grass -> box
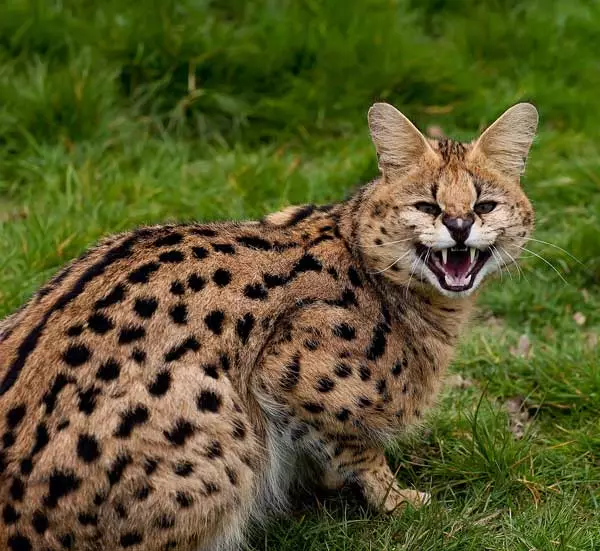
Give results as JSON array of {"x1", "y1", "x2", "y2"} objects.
[{"x1": 0, "y1": 0, "x2": 599, "y2": 549}]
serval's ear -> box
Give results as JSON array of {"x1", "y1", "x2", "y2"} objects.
[
  {"x1": 471, "y1": 103, "x2": 539, "y2": 179},
  {"x1": 368, "y1": 103, "x2": 436, "y2": 175}
]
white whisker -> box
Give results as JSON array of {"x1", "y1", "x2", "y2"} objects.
[
  {"x1": 518, "y1": 246, "x2": 569, "y2": 285},
  {"x1": 500, "y1": 246, "x2": 528, "y2": 283},
  {"x1": 491, "y1": 245, "x2": 512, "y2": 281},
  {"x1": 370, "y1": 249, "x2": 412, "y2": 275},
  {"x1": 523, "y1": 237, "x2": 584, "y2": 266}
]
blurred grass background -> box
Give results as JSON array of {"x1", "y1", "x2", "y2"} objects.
[{"x1": 0, "y1": 0, "x2": 599, "y2": 549}]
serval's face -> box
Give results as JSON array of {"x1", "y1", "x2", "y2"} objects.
[{"x1": 362, "y1": 102, "x2": 538, "y2": 297}]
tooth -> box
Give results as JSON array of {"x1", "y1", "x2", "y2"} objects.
[
  {"x1": 441, "y1": 248, "x2": 448, "y2": 265},
  {"x1": 464, "y1": 274, "x2": 472, "y2": 284},
  {"x1": 470, "y1": 247, "x2": 476, "y2": 264}
]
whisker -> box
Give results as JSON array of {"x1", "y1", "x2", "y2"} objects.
[
  {"x1": 500, "y1": 246, "x2": 528, "y2": 283},
  {"x1": 404, "y1": 250, "x2": 424, "y2": 298},
  {"x1": 492, "y1": 245, "x2": 513, "y2": 281},
  {"x1": 369, "y1": 250, "x2": 412, "y2": 275},
  {"x1": 489, "y1": 246, "x2": 504, "y2": 281},
  {"x1": 518, "y1": 246, "x2": 569, "y2": 285},
  {"x1": 523, "y1": 237, "x2": 585, "y2": 266}
]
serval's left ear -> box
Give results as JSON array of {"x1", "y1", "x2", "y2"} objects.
[{"x1": 470, "y1": 103, "x2": 539, "y2": 179}]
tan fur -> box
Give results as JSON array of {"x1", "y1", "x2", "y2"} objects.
[{"x1": 0, "y1": 103, "x2": 537, "y2": 551}]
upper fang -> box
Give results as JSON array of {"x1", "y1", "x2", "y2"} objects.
[
  {"x1": 441, "y1": 248, "x2": 448, "y2": 264},
  {"x1": 469, "y1": 247, "x2": 477, "y2": 263}
]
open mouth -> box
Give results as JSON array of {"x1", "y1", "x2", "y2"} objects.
[{"x1": 416, "y1": 245, "x2": 492, "y2": 292}]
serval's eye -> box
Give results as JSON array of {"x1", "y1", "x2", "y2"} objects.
[
  {"x1": 414, "y1": 202, "x2": 442, "y2": 216},
  {"x1": 474, "y1": 201, "x2": 497, "y2": 215}
]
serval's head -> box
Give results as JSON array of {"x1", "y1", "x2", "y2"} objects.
[{"x1": 360, "y1": 102, "x2": 538, "y2": 298}]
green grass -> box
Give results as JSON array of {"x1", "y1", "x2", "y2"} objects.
[{"x1": 1, "y1": 0, "x2": 599, "y2": 549}]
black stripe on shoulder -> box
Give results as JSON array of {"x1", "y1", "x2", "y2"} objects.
[{"x1": 282, "y1": 204, "x2": 315, "y2": 227}]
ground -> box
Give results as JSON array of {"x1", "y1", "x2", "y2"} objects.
[{"x1": 0, "y1": 1, "x2": 599, "y2": 549}]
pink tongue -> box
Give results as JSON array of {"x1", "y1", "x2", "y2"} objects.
[{"x1": 446, "y1": 251, "x2": 470, "y2": 277}]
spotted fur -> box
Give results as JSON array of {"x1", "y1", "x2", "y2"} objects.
[{"x1": 0, "y1": 103, "x2": 537, "y2": 550}]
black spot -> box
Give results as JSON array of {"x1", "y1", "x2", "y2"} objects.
[
  {"x1": 175, "y1": 491, "x2": 193, "y2": 508},
  {"x1": 95, "y1": 283, "x2": 127, "y2": 308},
  {"x1": 131, "y1": 349, "x2": 146, "y2": 364},
  {"x1": 164, "y1": 419, "x2": 195, "y2": 446},
  {"x1": 66, "y1": 324, "x2": 84, "y2": 336},
  {"x1": 212, "y1": 268, "x2": 231, "y2": 287},
  {"x1": 191, "y1": 227, "x2": 216, "y2": 237},
  {"x1": 115, "y1": 405, "x2": 149, "y2": 438},
  {"x1": 96, "y1": 359, "x2": 121, "y2": 381},
  {"x1": 77, "y1": 386, "x2": 100, "y2": 415},
  {"x1": 358, "y1": 397, "x2": 373, "y2": 408},
  {"x1": 169, "y1": 303, "x2": 188, "y2": 325},
  {"x1": 334, "y1": 362, "x2": 352, "y2": 378},
  {"x1": 78, "y1": 512, "x2": 98, "y2": 526},
  {"x1": 62, "y1": 344, "x2": 91, "y2": 367},
  {"x1": 316, "y1": 377, "x2": 335, "y2": 393},
  {"x1": 336, "y1": 408, "x2": 351, "y2": 422},
  {"x1": 204, "y1": 481, "x2": 219, "y2": 495},
  {"x1": 114, "y1": 503, "x2": 128, "y2": 519},
  {"x1": 134, "y1": 297, "x2": 158, "y2": 319},
  {"x1": 44, "y1": 470, "x2": 81, "y2": 508},
  {"x1": 188, "y1": 273, "x2": 206, "y2": 291},
  {"x1": 107, "y1": 453, "x2": 132, "y2": 486},
  {"x1": 333, "y1": 323, "x2": 356, "y2": 341},
  {"x1": 236, "y1": 313, "x2": 255, "y2": 344},
  {"x1": 128, "y1": 262, "x2": 160, "y2": 284},
  {"x1": 118, "y1": 325, "x2": 146, "y2": 345},
  {"x1": 174, "y1": 461, "x2": 194, "y2": 477},
  {"x1": 59, "y1": 533, "x2": 75, "y2": 548},
  {"x1": 264, "y1": 273, "x2": 289, "y2": 288},
  {"x1": 243, "y1": 282, "x2": 268, "y2": 300},
  {"x1": 293, "y1": 253, "x2": 322, "y2": 274},
  {"x1": 376, "y1": 379, "x2": 387, "y2": 394},
  {"x1": 366, "y1": 322, "x2": 390, "y2": 361},
  {"x1": 77, "y1": 434, "x2": 101, "y2": 463},
  {"x1": 7, "y1": 534, "x2": 32, "y2": 551},
  {"x1": 204, "y1": 310, "x2": 224, "y2": 334},
  {"x1": 347, "y1": 267, "x2": 363, "y2": 287},
  {"x1": 170, "y1": 280, "x2": 185, "y2": 295},
  {"x1": 203, "y1": 364, "x2": 219, "y2": 379},
  {"x1": 57, "y1": 420, "x2": 70, "y2": 431},
  {"x1": 154, "y1": 233, "x2": 183, "y2": 247},
  {"x1": 232, "y1": 419, "x2": 246, "y2": 440},
  {"x1": 302, "y1": 402, "x2": 325, "y2": 414},
  {"x1": 20, "y1": 459, "x2": 33, "y2": 475},
  {"x1": 2, "y1": 430, "x2": 18, "y2": 450},
  {"x1": 211, "y1": 243, "x2": 235, "y2": 254},
  {"x1": 135, "y1": 485, "x2": 151, "y2": 501},
  {"x1": 6, "y1": 404, "x2": 26, "y2": 428},
  {"x1": 144, "y1": 458, "x2": 159, "y2": 475},
  {"x1": 327, "y1": 267, "x2": 339, "y2": 280},
  {"x1": 155, "y1": 515, "x2": 176, "y2": 529},
  {"x1": 31, "y1": 423, "x2": 49, "y2": 455},
  {"x1": 236, "y1": 235, "x2": 272, "y2": 250},
  {"x1": 304, "y1": 339, "x2": 320, "y2": 351},
  {"x1": 120, "y1": 532, "x2": 143, "y2": 548},
  {"x1": 374, "y1": 238, "x2": 383, "y2": 245},
  {"x1": 3, "y1": 503, "x2": 20, "y2": 524},
  {"x1": 191, "y1": 246, "x2": 209, "y2": 259},
  {"x1": 159, "y1": 250, "x2": 184, "y2": 263},
  {"x1": 291, "y1": 424, "x2": 309, "y2": 442},
  {"x1": 391, "y1": 359, "x2": 405, "y2": 376},
  {"x1": 87, "y1": 312, "x2": 114, "y2": 334},
  {"x1": 165, "y1": 336, "x2": 200, "y2": 362},
  {"x1": 225, "y1": 466, "x2": 238, "y2": 486},
  {"x1": 32, "y1": 511, "x2": 48, "y2": 534},
  {"x1": 197, "y1": 390, "x2": 222, "y2": 413},
  {"x1": 280, "y1": 354, "x2": 301, "y2": 390},
  {"x1": 359, "y1": 364, "x2": 372, "y2": 381},
  {"x1": 93, "y1": 492, "x2": 106, "y2": 506},
  {"x1": 148, "y1": 370, "x2": 171, "y2": 396},
  {"x1": 205, "y1": 440, "x2": 222, "y2": 459},
  {"x1": 326, "y1": 288, "x2": 358, "y2": 308},
  {"x1": 220, "y1": 354, "x2": 231, "y2": 371}
]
